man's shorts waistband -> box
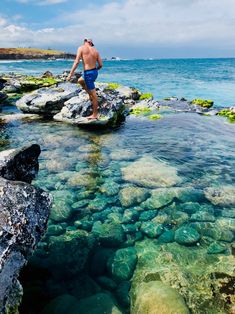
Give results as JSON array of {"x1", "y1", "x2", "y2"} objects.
[{"x1": 84, "y1": 68, "x2": 97, "y2": 72}]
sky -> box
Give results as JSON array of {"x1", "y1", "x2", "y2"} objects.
[{"x1": 0, "y1": 0, "x2": 235, "y2": 58}]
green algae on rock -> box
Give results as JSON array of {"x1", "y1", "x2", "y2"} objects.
[
  {"x1": 191, "y1": 99, "x2": 214, "y2": 108},
  {"x1": 148, "y1": 114, "x2": 162, "y2": 120},
  {"x1": 119, "y1": 186, "x2": 150, "y2": 207},
  {"x1": 217, "y1": 107, "x2": 235, "y2": 123},
  {"x1": 174, "y1": 226, "x2": 201, "y2": 245},
  {"x1": 139, "y1": 93, "x2": 153, "y2": 100}
]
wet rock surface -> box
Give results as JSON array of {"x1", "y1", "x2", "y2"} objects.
[{"x1": 0, "y1": 145, "x2": 52, "y2": 313}]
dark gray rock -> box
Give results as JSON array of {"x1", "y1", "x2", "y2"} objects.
[{"x1": 0, "y1": 145, "x2": 52, "y2": 314}]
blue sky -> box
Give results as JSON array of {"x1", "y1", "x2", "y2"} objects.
[{"x1": 1, "y1": 0, "x2": 235, "y2": 58}]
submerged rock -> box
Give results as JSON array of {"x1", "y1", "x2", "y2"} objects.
[
  {"x1": 131, "y1": 281, "x2": 190, "y2": 314},
  {"x1": 175, "y1": 226, "x2": 200, "y2": 245},
  {"x1": 119, "y1": 186, "x2": 150, "y2": 207},
  {"x1": 108, "y1": 247, "x2": 138, "y2": 282},
  {"x1": 204, "y1": 185, "x2": 235, "y2": 206},
  {"x1": 92, "y1": 221, "x2": 125, "y2": 247},
  {"x1": 0, "y1": 145, "x2": 52, "y2": 313},
  {"x1": 121, "y1": 156, "x2": 181, "y2": 188}
]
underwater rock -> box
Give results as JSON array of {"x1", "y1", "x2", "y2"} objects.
[
  {"x1": 54, "y1": 87, "x2": 126, "y2": 127},
  {"x1": 141, "y1": 188, "x2": 180, "y2": 210},
  {"x1": 90, "y1": 248, "x2": 115, "y2": 276},
  {"x1": 108, "y1": 247, "x2": 138, "y2": 282},
  {"x1": 100, "y1": 180, "x2": 120, "y2": 196},
  {"x1": 49, "y1": 190, "x2": 74, "y2": 222},
  {"x1": 0, "y1": 113, "x2": 42, "y2": 123},
  {"x1": 121, "y1": 156, "x2": 181, "y2": 188},
  {"x1": 16, "y1": 83, "x2": 80, "y2": 116},
  {"x1": 0, "y1": 91, "x2": 8, "y2": 102},
  {"x1": 92, "y1": 221, "x2": 125, "y2": 247},
  {"x1": 110, "y1": 149, "x2": 137, "y2": 161},
  {"x1": 207, "y1": 242, "x2": 227, "y2": 254},
  {"x1": 131, "y1": 281, "x2": 190, "y2": 314},
  {"x1": 119, "y1": 186, "x2": 150, "y2": 207},
  {"x1": 115, "y1": 281, "x2": 131, "y2": 308},
  {"x1": 41, "y1": 294, "x2": 79, "y2": 314},
  {"x1": 46, "y1": 229, "x2": 94, "y2": 278},
  {"x1": 204, "y1": 185, "x2": 235, "y2": 206},
  {"x1": 70, "y1": 293, "x2": 123, "y2": 314},
  {"x1": 190, "y1": 211, "x2": 216, "y2": 222},
  {"x1": 140, "y1": 221, "x2": 164, "y2": 238},
  {"x1": 0, "y1": 145, "x2": 52, "y2": 314},
  {"x1": 122, "y1": 208, "x2": 140, "y2": 224},
  {"x1": 139, "y1": 210, "x2": 158, "y2": 221},
  {"x1": 175, "y1": 226, "x2": 200, "y2": 245},
  {"x1": 216, "y1": 217, "x2": 235, "y2": 232},
  {"x1": 67, "y1": 171, "x2": 97, "y2": 188}
]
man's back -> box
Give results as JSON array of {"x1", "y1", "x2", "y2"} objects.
[{"x1": 80, "y1": 45, "x2": 99, "y2": 71}]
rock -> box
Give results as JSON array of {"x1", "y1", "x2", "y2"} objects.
[
  {"x1": 46, "y1": 224, "x2": 64, "y2": 236},
  {"x1": 207, "y1": 242, "x2": 227, "y2": 254},
  {"x1": 0, "y1": 144, "x2": 40, "y2": 183},
  {"x1": 0, "y1": 145, "x2": 52, "y2": 314},
  {"x1": 70, "y1": 293, "x2": 123, "y2": 314},
  {"x1": 216, "y1": 218, "x2": 235, "y2": 232},
  {"x1": 121, "y1": 156, "x2": 181, "y2": 188},
  {"x1": 108, "y1": 247, "x2": 137, "y2": 282},
  {"x1": 67, "y1": 172, "x2": 97, "y2": 188},
  {"x1": 41, "y1": 294, "x2": 79, "y2": 314},
  {"x1": 0, "y1": 113, "x2": 42, "y2": 123},
  {"x1": 16, "y1": 82, "x2": 80, "y2": 116},
  {"x1": 115, "y1": 281, "x2": 131, "y2": 308},
  {"x1": 189, "y1": 222, "x2": 222, "y2": 240},
  {"x1": 49, "y1": 190, "x2": 74, "y2": 222},
  {"x1": 191, "y1": 99, "x2": 214, "y2": 108},
  {"x1": 131, "y1": 281, "x2": 190, "y2": 314},
  {"x1": 47, "y1": 229, "x2": 94, "y2": 278},
  {"x1": 0, "y1": 91, "x2": 8, "y2": 102},
  {"x1": 54, "y1": 87, "x2": 126, "y2": 127},
  {"x1": 110, "y1": 149, "x2": 136, "y2": 161},
  {"x1": 141, "y1": 188, "x2": 178, "y2": 210},
  {"x1": 92, "y1": 221, "x2": 125, "y2": 247},
  {"x1": 204, "y1": 185, "x2": 235, "y2": 206},
  {"x1": 157, "y1": 230, "x2": 175, "y2": 243},
  {"x1": 190, "y1": 211, "x2": 216, "y2": 222},
  {"x1": 100, "y1": 181, "x2": 120, "y2": 196},
  {"x1": 90, "y1": 248, "x2": 115, "y2": 276},
  {"x1": 140, "y1": 221, "x2": 164, "y2": 238},
  {"x1": 122, "y1": 208, "x2": 140, "y2": 224},
  {"x1": 119, "y1": 186, "x2": 150, "y2": 207},
  {"x1": 139, "y1": 210, "x2": 158, "y2": 221},
  {"x1": 95, "y1": 276, "x2": 117, "y2": 290},
  {"x1": 175, "y1": 226, "x2": 200, "y2": 245},
  {"x1": 41, "y1": 71, "x2": 54, "y2": 78}
]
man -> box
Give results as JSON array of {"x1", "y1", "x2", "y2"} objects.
[{"x1": 67, "y1": 38, "x2": 102, "y2": 120}]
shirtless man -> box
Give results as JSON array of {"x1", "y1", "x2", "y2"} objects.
[{"x1": 67, "y1": 38, "x2": 102, "y2": 120}]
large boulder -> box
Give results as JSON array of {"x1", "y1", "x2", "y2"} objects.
[
  {"x1": 204, "y1": 185, "x2": 235, "y2": 206},
  {"x1": 0, "y1": 145, "x2": 52, "y2": 314},
  {"x1": 16, "y1": 83, "x2": 80, "y2": 116},
  {"x1": 54, "y1": 88, "x2": 126, "y2": 127},
  {"x1": 121, "y1": 156, "x2": 182, "y2": 188}
]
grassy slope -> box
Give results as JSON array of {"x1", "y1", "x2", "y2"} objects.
[{"x1": 0, "y1": 48, "x2": 65, "y2": 55}]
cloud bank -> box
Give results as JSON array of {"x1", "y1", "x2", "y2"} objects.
[{"x1": 1, "y1": 0, "x2": 235, "y2": 57}]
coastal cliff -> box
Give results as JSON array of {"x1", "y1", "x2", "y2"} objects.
[
  {"x1": 0, "y1": 144, "x2": 52, "y2": 313},
  {"x1": 0, "y1": 48, "x2": 76, "y2": 60}
]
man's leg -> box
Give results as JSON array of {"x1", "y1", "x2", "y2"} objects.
[
  {"x1": 87, "y1": 88, "x2": 99, "y2": 119},
  {"x1": 78, "y1": 77, "x2": 92, "y2": 101}
]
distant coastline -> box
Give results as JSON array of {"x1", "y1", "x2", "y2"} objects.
[{"x1": 0, "y1": 48, "x2": 76, "y2": 60}]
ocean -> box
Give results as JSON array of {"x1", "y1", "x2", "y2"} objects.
[{"x1": 1, "y1": 58, "x2": 235, "y2": 106}]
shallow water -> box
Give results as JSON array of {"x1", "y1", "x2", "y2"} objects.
[
  {"x1": 1, "y1": 58, "x2": 235, "y2": 106},
  {"x1": 0, "y1": 106, "x2": 235, "y2": 313}
]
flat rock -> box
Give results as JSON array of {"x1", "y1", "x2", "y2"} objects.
[
  {"x1": 119, "y1": 186, "x2": 150, "y2": 207},
  {"x1": 16, "y1": 83, "x2": 80, "y2": 115},
  {"x1": 121, "y1": 156, "x2": 181, "y2": 188}
]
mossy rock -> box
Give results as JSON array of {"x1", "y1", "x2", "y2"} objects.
[
  {"x1": 139, "y1": 93, "x2": 153, "y2": 100},
  {"x1": 217, "y1": 108, "x2": 235, "y2": 123},
  {"x1": 148, "y1": 114, "x2": 161, "y2": 120},
  {"x1": 105, "y1": 82, "x2": 121, "y2": 90},
  {"x1": 175, "y1": 226, "x2": 200, "y2": 245},
  {"x1": 191, "y1": 99, "x2": 214, "y2": 108},
  {"x1": 129, "y1": 106, "x2": 152, "y2": 115}
]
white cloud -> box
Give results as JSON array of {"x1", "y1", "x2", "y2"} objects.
[
  {"x1": 15, "y1": 0, "x2": 67, "y2": 5},
  {"x1": 0, "y1": 0, "x2": 235, "y2": 55}
]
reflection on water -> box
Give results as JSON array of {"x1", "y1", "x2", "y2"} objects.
[{"x1": 0, "y1": 112, "x2": 235, "y2": 313}]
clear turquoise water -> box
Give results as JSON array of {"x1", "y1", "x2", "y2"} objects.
[{"x1": 1, "y1": 58, "x2": 235, "y2": 106}]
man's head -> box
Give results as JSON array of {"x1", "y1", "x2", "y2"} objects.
[{"x1": 84, "y1": 38, "x2": 94, "y2": 46}]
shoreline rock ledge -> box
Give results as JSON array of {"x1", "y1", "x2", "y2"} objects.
[{"x1": 0, "y1": 144, "x2": 52, "y2": 314}]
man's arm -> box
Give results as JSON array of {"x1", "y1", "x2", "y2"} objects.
[
  {"x1": 67, "y1": 47, "x2": 82, "y2": 80},
  {"x1": 96, "y1": 52, "x2": 103, "y2": 70}
]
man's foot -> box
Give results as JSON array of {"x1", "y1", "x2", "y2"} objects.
[{"x1": 86, "y1": 114, "x2": 99, "y2": 120}]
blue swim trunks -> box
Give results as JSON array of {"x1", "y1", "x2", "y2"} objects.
[{"x1": 83, "y1": 68, "x2": 98, "y2": 91}]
